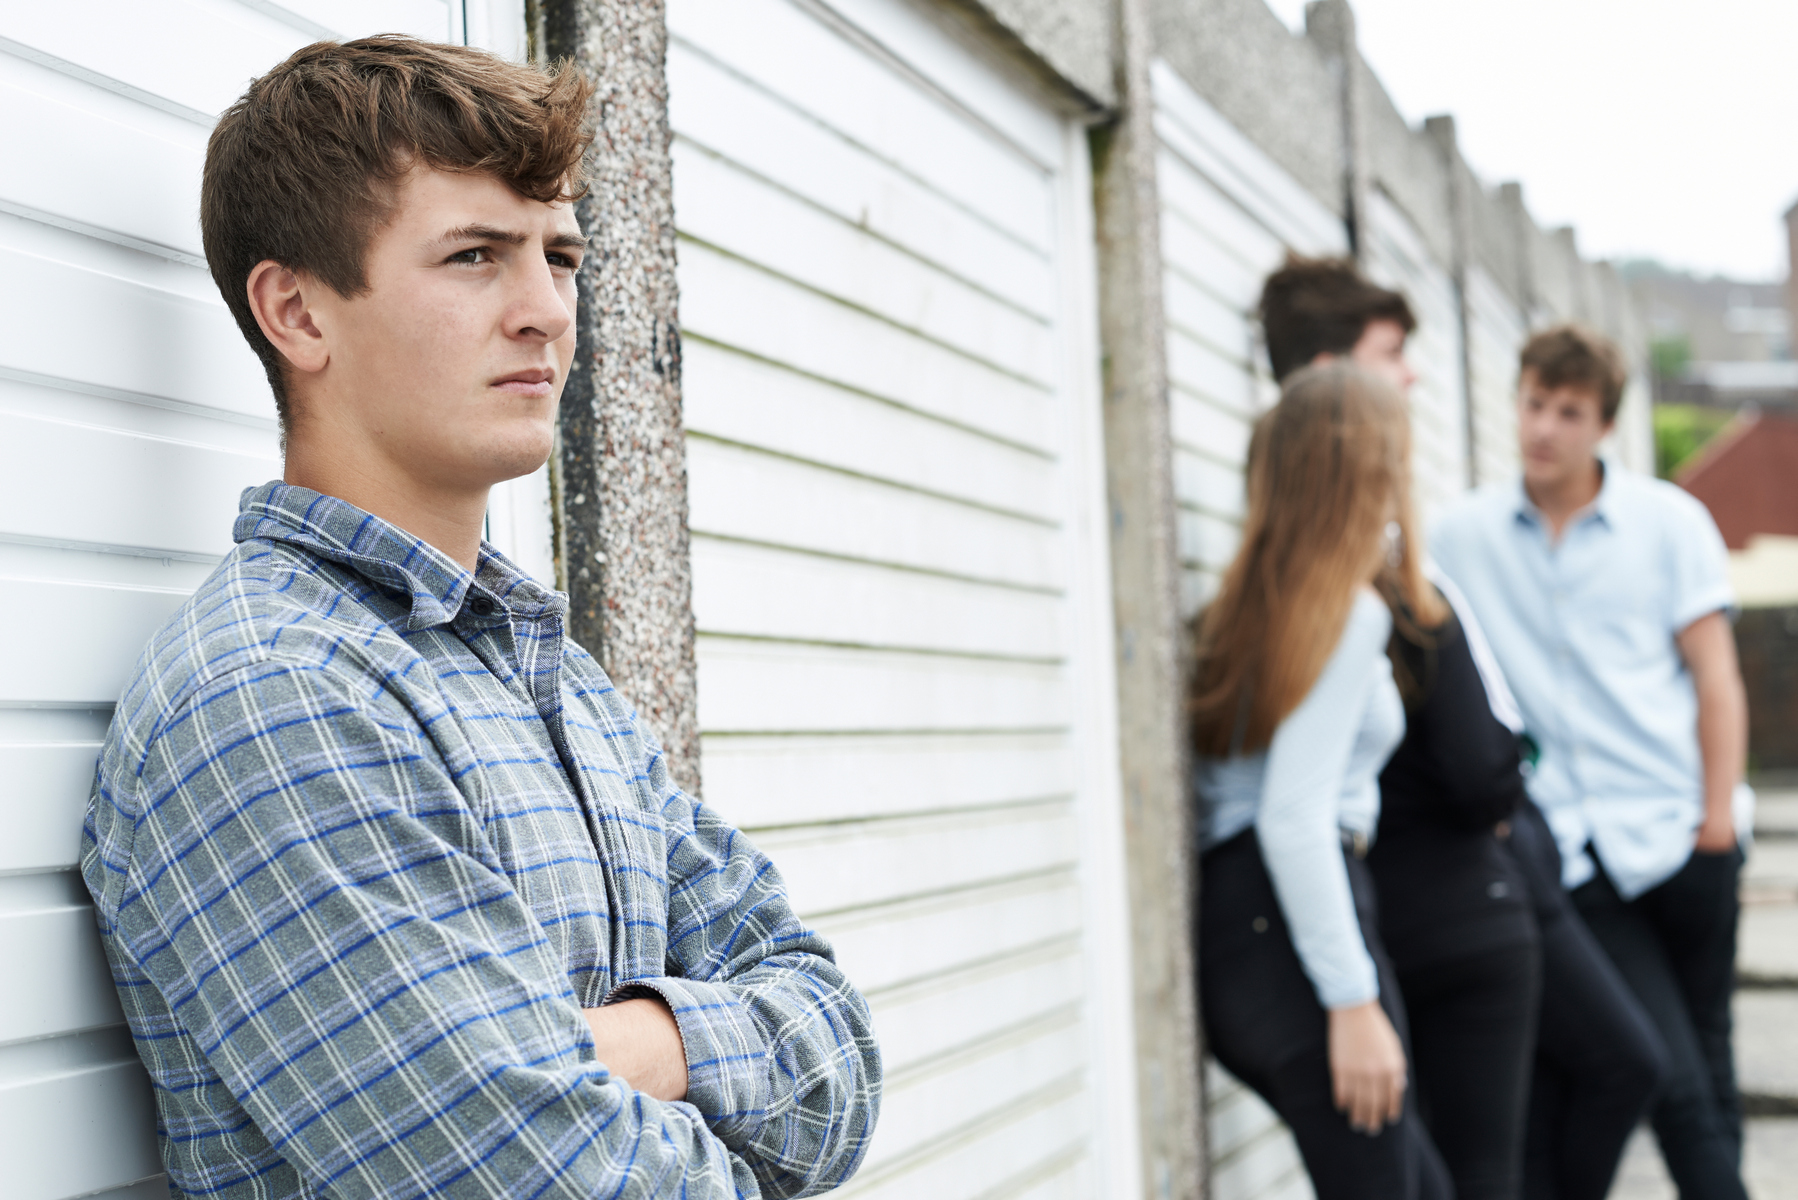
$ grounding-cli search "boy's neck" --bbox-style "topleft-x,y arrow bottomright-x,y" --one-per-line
284,437 -> 489,573
1525,456 -> 1604,542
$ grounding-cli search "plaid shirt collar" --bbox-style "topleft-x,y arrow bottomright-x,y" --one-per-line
232,480 -> 565,632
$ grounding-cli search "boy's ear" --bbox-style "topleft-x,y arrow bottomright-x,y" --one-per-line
246,260 -> 330,376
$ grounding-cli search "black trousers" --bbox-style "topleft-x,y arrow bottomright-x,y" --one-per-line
1399,938 -> 1540,1200
1199,831 -> 1452,1200
1505,804 -> 1666,1200
1572,846 -> 1748,1200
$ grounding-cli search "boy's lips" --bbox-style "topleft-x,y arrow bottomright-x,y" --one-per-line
492,368 -> 555,396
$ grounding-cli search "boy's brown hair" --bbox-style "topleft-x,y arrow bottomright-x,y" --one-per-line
1518,324 -> 1628,423
1257,254 -> 1415,382
201,36 -> 596,431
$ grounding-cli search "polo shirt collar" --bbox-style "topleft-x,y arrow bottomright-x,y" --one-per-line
1511,458 -> 1618,532
233,481 -> 564,631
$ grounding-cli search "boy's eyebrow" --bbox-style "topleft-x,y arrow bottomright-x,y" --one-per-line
436,224 -> 591,250
438,224 -> 528,246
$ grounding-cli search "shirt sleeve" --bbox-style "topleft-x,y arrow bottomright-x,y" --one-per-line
1255,594 -> 1390,1009
1666,490 -> 1735,632
116,662 -> 751,1200
620,725 -> 882,1199
1429,563 -> 1525,734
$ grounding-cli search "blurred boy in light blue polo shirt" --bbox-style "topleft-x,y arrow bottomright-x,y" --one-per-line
1432,324 -> 1750,1200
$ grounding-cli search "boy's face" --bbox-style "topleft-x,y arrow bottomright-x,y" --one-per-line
1517,368 -> 1611,493
297,165 -> 585,494
1348,318 -> 1416,400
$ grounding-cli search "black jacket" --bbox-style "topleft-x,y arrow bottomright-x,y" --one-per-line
1368,603 -> 1537,969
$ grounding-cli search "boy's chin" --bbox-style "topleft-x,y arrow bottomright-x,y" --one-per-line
463,430 -> 555,485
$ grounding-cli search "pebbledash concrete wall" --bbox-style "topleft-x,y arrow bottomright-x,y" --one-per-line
1150,0 -> 1349,217
532,0 -> 1657,1196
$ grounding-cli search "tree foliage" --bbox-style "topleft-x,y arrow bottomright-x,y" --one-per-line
1654,403 -> 1734,479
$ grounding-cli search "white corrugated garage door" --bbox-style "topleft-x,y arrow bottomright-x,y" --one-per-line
0,5 -> 532,1197
1150,60 -> 1349,616
1362,188 -> 1469,521
1150,57 -> 1347,1200
668,0 -> 1139,1194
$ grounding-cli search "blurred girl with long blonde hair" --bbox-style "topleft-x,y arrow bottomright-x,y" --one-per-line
1190,363 -> 1449,1200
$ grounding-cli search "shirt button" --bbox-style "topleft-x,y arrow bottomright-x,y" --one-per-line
1251,917 -> 1269,933
469,598 -> 495,617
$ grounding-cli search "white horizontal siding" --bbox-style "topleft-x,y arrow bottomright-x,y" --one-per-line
702,728 -> 1076,827
1465,266 -> 1526,488
1151,59 -> 1349,1198
672,0 -> 1132,1192
1150,60 -> 1346,622
0,4 -> 529,1197
1207,1063 -> 1316,1200
1362,189 -> 1470,525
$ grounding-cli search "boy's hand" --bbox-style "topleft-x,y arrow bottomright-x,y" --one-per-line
1695,808 -> 1738,854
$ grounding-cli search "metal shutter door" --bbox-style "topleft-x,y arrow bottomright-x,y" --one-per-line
1362,189 -> 1469,521
668,0 -> 1137,1194
0,5 -> 526,1196
1150,57 -> 1348,1200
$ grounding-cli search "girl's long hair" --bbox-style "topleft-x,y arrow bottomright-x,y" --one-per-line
1188,363 -> 1446,756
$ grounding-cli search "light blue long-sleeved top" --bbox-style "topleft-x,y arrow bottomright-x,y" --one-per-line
1195,589 -> 1404,1008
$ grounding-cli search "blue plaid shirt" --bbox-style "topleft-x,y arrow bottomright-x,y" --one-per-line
81,482 -> 880,1199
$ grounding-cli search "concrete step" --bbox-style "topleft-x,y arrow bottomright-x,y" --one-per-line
1737,989 -> 1798,1113
1610,784 -> 1798,1197
1612,1118 -> 1798,1199
1739,893 -> 1798,988
1752,790 -> 1798,838
1745,839 -> 1798,895
1741,796 -> 1798,989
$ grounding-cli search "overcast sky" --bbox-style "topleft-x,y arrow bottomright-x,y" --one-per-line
1260,0 -> 1798,282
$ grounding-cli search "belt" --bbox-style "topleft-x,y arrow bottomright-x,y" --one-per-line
1340,829 -> 1370,859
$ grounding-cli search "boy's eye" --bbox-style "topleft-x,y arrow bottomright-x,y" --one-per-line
448,247 -> 490,265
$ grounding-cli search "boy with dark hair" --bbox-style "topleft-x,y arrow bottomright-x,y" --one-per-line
1434,323 -> 1750,1200
1258,253 -> 1417,386
81,37 -> 880,1199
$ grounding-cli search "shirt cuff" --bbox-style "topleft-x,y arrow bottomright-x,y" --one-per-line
1313,962 -> 1380,1011
1673,584 -> 1735,633
607,977 -> 771,1147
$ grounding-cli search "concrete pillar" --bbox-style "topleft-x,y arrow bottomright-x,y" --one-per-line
1553,227 -> 1588,323
1306,0 -> 1369,258
1498,182 -> 1538,323
540,0 -> 701,795
1092,0 -> 1204,1194
1426,114 -> 1479,487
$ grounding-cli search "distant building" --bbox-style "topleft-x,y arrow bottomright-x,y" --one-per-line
1679,412 -> 1798,550
1678,410 -> 1798,767
1678,412 -> 1798,611
1625,263 -> 1795,408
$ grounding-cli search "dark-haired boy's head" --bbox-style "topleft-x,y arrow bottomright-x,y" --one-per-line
202,36 -> 595,432
1258,255 -> 1417,393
